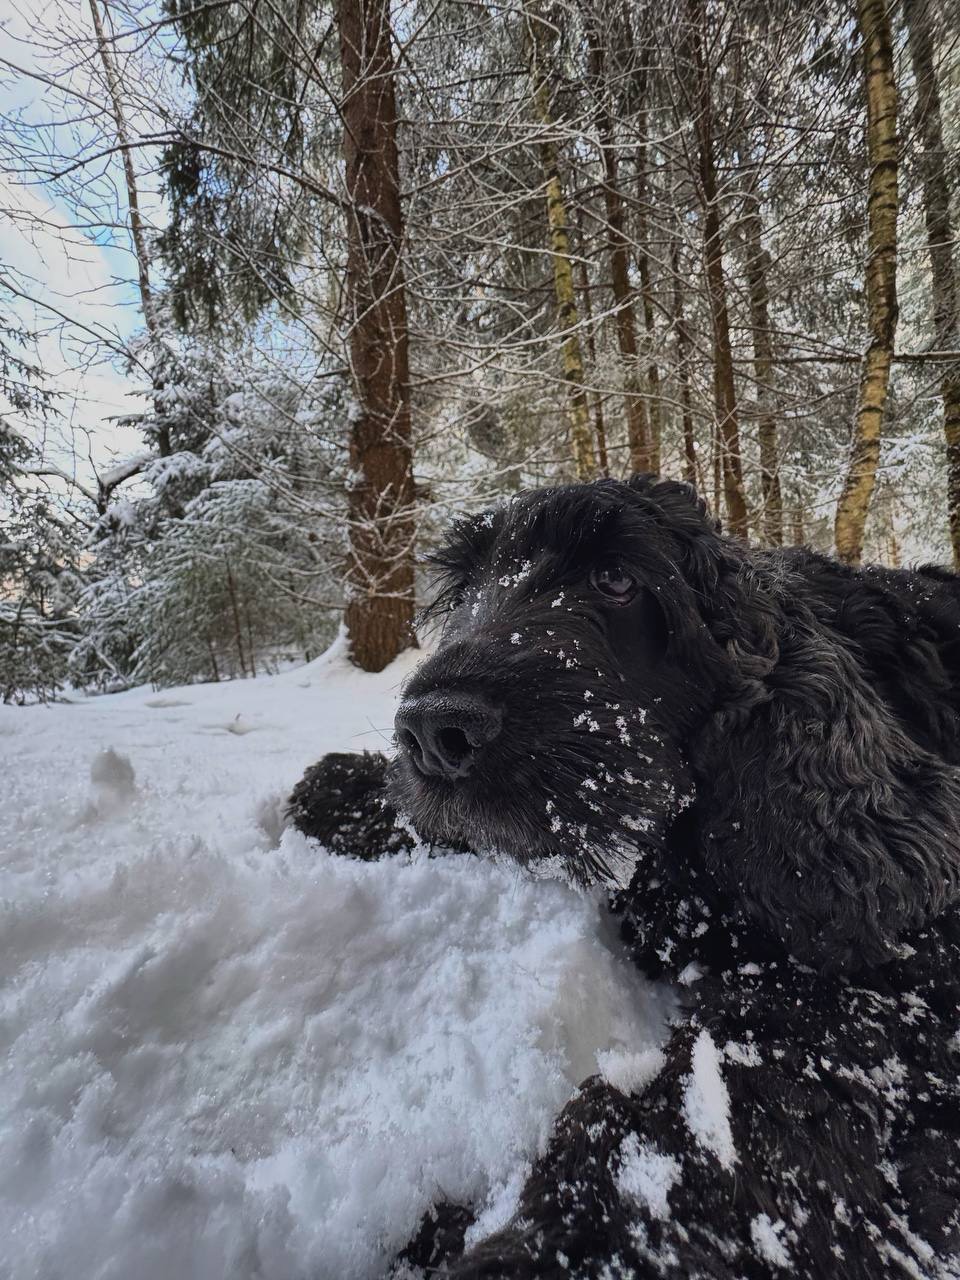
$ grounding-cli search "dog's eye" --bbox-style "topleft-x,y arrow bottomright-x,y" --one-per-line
589,564 -> 638,604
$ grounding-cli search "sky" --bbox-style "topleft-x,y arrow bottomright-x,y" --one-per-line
1,0 -> 153,487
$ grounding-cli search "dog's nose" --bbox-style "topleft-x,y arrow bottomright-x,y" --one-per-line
396,693 -> 502,779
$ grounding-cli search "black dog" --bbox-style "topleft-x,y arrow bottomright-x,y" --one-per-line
293,476 -> 960,1278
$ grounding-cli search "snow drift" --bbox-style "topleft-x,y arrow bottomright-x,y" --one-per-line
0,648 -> 673,1279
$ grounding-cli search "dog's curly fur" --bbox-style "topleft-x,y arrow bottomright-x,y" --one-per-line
290,476 -> 960,1278
288,751 -> 417,858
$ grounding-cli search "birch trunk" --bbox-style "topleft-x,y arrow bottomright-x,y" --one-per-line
88,0 -> 171,455
338,0 -> 417,671
834,0 -> 899,565
904,0 -> 960,567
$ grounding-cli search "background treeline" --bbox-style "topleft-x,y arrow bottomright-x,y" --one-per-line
2,0 -> 960,698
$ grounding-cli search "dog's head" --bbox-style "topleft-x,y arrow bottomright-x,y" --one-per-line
393,474 -> 960,974
391,476 -> 731,887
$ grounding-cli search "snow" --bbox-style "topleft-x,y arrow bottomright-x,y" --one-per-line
98,452 -> 154,492
616,1133 -> 681,1221
681,1029 -> 738,1171
0,644 -> 674,1278
750,1213 -> 792,1268
596,1046 -> 667,1095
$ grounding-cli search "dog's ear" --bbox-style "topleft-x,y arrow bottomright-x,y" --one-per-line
692,610 -> 960,973
621,475 -> 731,612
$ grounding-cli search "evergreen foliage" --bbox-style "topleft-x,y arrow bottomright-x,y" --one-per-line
74,339 -> 344,689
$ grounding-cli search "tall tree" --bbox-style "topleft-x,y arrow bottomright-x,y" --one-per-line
88,0 -> 157,342
904,0 -> 960,567
671,236 -> 698,488
157,0 -> 416,671
835,0 -> 899,564
688,0 -> 749,538
338,0 -> 417,670
88,0 -> 173,457
586,9 -> 651,472
740,132 -> 783,546
630,17 -> 663,474
577,252 -> 611,474
525,0 -> 597,479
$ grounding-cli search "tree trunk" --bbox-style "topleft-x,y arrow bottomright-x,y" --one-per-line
835,0 -> 899,565
791,495 -> 804,547
526,0 -> 596,479
89,0 -> 157,339
689,0 -> 748,539
635,125 -> 662,473
224,558 -> 248,678
618,1 -> 662,470
206,636 -> 221,682
245,602 -> 257,678
578,256 -> 610,475
904,0 -> 960,567
671,237 -> 697,488
586,23 -> 650,472
742,180 -> 783,545
888,524 -> 902,568
88,0 -> 172,456
337,0 -> 417,671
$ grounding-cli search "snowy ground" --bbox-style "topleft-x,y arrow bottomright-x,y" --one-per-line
0,642 -> 675,1280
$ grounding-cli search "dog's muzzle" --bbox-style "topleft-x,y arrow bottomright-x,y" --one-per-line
395,692 -> 502,780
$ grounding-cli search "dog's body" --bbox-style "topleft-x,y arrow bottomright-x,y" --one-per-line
291,478 -> 960,1277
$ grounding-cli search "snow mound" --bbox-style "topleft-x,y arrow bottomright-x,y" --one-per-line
0,653 -> 674,1279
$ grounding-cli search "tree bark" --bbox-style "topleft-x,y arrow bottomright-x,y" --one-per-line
206,635 -> 221,683
337,0 -> 417,671
904,0 -> 960,567
618,1 -> 662,470
89,0 -> 157,339
791,495 -> 804,547
671,237 -> 697,488
587,22 -> 650,472
689,0 -> 748,539
224,558 -> 248,678
578,256 -> 610,475
526,0 -> 596,479
835,0 -> 899,565
88,0 -> 171,456
635,124 -> 662,473
742,176 -> 783,545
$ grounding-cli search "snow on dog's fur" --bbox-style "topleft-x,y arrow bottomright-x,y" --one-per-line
293,475 -> 960,1278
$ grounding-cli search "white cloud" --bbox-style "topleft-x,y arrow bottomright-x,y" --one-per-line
1,175 -> 149,482
0,0 -> 164,487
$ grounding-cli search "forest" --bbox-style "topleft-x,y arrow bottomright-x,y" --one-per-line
2,0 -> 959,698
